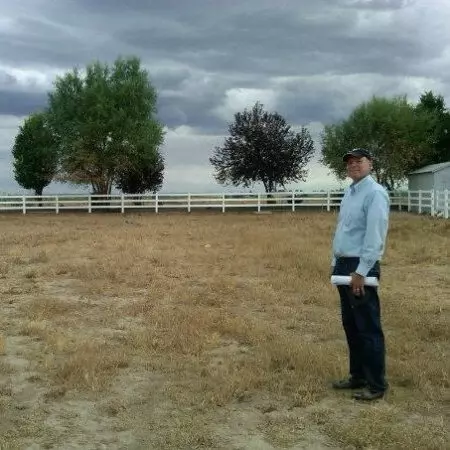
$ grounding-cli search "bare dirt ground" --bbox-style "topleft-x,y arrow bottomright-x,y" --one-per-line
0,210 -> 448,449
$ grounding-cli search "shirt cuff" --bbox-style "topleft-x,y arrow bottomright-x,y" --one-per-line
355,260 -> 374,277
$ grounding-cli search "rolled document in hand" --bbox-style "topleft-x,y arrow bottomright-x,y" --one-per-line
330,275 -> 379,287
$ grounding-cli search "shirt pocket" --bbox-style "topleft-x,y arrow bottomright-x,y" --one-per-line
343,211 -> 353,228
345,209 -> 366,230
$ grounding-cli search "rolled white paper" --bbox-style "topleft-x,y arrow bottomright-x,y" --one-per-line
331,275 -> 379,287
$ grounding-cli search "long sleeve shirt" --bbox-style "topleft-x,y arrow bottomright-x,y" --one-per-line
331,175 -> 390,277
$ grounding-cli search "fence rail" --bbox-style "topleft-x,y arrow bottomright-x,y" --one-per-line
0,190 -> 448,218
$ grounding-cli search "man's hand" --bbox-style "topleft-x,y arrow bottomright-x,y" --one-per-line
350,272 -> 365,296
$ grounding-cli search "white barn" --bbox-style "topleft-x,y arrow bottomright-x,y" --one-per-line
408,161 -> 450,214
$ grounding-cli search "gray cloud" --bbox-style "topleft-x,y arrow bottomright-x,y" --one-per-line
348,0 -> 415,10
0,0 -> 449,193
113,4 -> 429,80
0,1 -> 439,79
0,90 -> 47,116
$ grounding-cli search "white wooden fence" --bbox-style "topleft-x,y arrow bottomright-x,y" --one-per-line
0,190 -> 448,218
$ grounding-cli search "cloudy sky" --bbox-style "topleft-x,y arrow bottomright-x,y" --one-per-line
1,0 -> 449,194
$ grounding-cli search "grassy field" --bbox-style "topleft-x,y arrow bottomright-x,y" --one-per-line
0,210 -> 448,449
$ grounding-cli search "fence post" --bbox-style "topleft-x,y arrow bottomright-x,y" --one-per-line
188,193 -> 191,213
418,190 -> 422,214
292,191 -> 295,212
408,191 -> 411,212
55,196 -> 59,214
155,193 -> 159,213
258,193 -> 261,212
445,190 -> 449,219
22,196 -> 26,214
88,195 -> 92,213
327,191 -> 331,212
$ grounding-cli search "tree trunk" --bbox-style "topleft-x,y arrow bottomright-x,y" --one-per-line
374,168 -> 382,185
266,179 -> 277,204
388,176 -> 395,191
34,187 -> 43,207
91,178 -> 113,195
91,176 -> 113,211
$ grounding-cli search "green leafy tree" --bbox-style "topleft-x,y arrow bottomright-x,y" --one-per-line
210,102 -> 315,193
115,151 -> 165,194
415,90 -> 450,165
46,55 -> 165,194
12,112 -> 58,196
320,95 -> 436,190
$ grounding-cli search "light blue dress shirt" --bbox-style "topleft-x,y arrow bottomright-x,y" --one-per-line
331,175 -> 390,277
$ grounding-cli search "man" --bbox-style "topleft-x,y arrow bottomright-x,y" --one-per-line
330,148 -> 390,401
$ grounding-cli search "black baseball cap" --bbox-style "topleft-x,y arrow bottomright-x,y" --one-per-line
343,148 -> 374,162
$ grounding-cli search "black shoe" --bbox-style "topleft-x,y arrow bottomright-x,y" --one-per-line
352,390 -> 385,401
332,378 -> 367,389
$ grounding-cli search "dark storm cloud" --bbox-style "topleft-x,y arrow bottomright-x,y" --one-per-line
154,68 -> 271,132
0,69 -> 48,115
349,0 -> 415,10
151,68 -> 232,131
0,19 -> 86,69
157,101 -> 224,134
0,0 -> 434,78
73,0 -> 413,16
114,4 -> 429,79
149,68 -> 192,92
0,90 -> 48,116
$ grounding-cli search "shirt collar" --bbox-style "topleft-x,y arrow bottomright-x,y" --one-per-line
350,174 -> 372,194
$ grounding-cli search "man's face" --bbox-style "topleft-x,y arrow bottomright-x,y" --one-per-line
346,156 -> 372,181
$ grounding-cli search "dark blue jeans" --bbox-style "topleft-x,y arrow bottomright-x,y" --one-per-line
332,257 -> 388,393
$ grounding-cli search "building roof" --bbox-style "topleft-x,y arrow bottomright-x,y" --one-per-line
408,161 -> 450,175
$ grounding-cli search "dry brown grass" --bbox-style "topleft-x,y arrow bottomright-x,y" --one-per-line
0,210 -> 448,449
